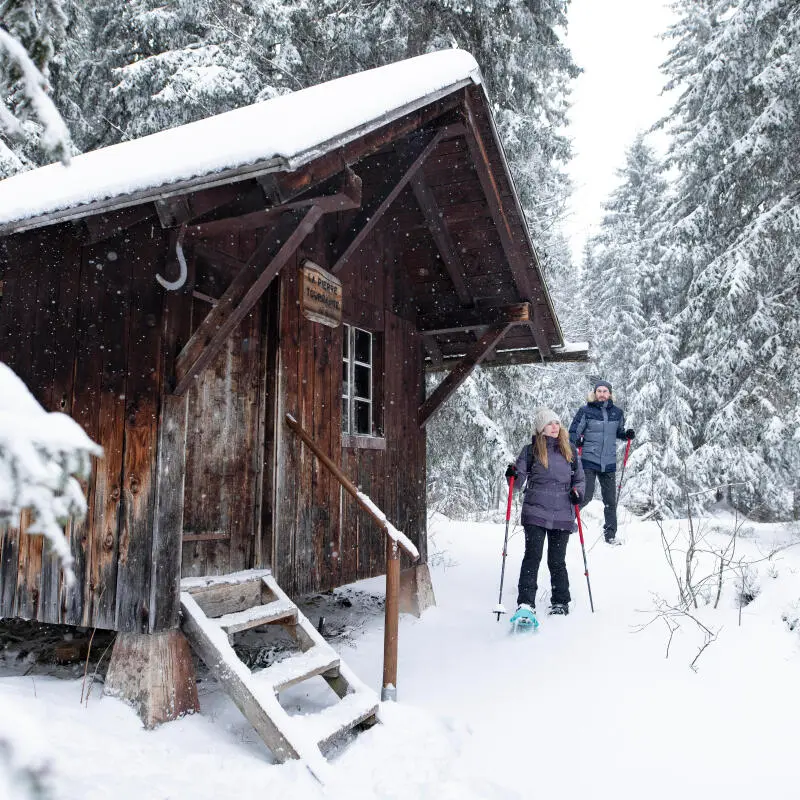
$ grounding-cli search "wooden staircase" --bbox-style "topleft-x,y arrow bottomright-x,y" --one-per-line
180,569 -> 379,781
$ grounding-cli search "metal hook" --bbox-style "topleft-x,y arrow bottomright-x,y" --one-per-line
156,225 -> 187,291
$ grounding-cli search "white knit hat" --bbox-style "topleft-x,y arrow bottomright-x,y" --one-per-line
534,406 -> 560,434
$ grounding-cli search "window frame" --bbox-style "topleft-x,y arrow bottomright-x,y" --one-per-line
342,323 -> 385,448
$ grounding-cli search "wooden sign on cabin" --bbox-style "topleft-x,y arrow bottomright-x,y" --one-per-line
300,259 -> 342,327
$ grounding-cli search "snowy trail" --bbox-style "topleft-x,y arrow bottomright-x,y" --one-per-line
341,507 -> 800,798
3,505 -> 800,799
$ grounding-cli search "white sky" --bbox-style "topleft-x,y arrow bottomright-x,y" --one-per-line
564,0 -> 677,260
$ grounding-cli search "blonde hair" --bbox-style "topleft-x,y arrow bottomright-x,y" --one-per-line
533,427 -> 573,469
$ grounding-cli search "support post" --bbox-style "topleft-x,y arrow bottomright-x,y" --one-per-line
104,629 -> 199,728
399,563 -> 437,617
382,539 -> 400,702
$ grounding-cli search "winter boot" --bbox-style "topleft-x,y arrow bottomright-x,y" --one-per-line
548,603 -> 569,615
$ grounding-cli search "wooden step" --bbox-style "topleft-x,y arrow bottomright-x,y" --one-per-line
215,599 -> 297,635
252,644 -> 341,693
179,569 -> 381,781
302,691 -> 380,751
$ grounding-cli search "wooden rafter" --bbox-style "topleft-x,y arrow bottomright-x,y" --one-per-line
409,172 -> 472,306
418,323 -> 512,428
81,205 -> 157,244
527,301 -> 552,358
173,205 -> 323,396
330,123 -> 465,274
418,302 -> 530,335
425,344 -> 588,371
186,168 -> 362,240
461,91 -> 534,300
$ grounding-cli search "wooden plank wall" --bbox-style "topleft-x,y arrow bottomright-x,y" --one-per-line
274,213 -> 427,597
180,230 -> 271,579
0,221 -> 186,632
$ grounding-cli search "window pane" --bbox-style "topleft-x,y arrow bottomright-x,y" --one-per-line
342,399 -> 349,433
354,328 -> 371,364
342,360 -> 349,394
354,364 -> 371,400
343,325 -> 350,359
355,400 -> 370,435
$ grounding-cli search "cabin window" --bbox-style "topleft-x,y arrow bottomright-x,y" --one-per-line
342,324 -> 373,436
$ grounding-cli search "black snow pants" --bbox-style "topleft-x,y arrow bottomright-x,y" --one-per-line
516,524 -> 571,608
581,469 -> 618,539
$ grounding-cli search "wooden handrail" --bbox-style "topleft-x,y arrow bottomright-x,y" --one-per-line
284,414 -> 419,560
285,412 -> 418,701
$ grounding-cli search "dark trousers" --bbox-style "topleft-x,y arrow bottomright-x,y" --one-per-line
517,525 -> 571,607
581,469 -> 618,538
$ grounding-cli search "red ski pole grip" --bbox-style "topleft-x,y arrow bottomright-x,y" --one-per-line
505,476 -> 515,521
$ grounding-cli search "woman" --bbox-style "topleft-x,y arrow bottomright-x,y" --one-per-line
505,407 -> 585,619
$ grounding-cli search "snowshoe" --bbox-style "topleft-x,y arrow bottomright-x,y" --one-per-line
604,536 -> 622,546
509,603 -> 539,633
548,603 -> 569,616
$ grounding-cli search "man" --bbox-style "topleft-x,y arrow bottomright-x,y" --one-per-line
568,380 -> 634,545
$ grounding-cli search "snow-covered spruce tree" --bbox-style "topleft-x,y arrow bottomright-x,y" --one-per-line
0,362 -> 100,583
658,0 -> 800,519
71,0 -> 299,145
625,314 -> 694,516
583,135 -> 667,393
0,0 -> 71,175
0,363 -> 100,798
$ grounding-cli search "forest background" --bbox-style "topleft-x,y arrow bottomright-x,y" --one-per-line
2,0 -> 798,523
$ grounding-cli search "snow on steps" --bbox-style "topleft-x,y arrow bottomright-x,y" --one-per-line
179,569 -> 379,783
215,599 -> 297,635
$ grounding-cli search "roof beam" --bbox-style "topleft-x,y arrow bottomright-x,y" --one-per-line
409,172 -> 472,306
418,302 -> 530,336
173,205 -> 323,396
418,323 -> 512,428
186,167 -> 362,240
330,123 -> 465,274
461,91 -> 533,301
80,204 -> 157,244
424,344 -> 589,372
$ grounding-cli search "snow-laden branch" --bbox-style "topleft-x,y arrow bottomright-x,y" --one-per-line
0,363 -> 101,585
0,27 -> 71,165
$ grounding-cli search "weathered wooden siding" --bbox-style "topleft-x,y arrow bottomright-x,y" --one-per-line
0,222 -> 186,633
180,231 -> 274,579
273,214 -> 427,597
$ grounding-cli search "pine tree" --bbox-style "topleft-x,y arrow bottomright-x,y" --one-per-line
658,0 -> 800,518
583,135 -> 665,394
625,314 -> 694,516
0,0 -> 71,174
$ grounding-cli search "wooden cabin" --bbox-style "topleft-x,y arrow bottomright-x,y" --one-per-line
0,50 -> 585,739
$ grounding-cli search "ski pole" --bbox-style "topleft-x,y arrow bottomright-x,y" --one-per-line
494,475 -> 515,621
574,504 -> 595,613
616,438 -> 632,503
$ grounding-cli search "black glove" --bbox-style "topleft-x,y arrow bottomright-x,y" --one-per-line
575,435 -> 585,448
624,428 -> 635,440
569,487 -> 581,504
505,464 -> 518,480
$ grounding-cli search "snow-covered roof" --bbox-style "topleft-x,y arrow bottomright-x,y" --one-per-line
0,49 -> 481,234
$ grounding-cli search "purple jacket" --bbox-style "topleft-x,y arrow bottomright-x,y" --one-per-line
514,437 -> 585,532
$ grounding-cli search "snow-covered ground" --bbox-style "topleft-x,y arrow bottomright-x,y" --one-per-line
3,502 -> 800,799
